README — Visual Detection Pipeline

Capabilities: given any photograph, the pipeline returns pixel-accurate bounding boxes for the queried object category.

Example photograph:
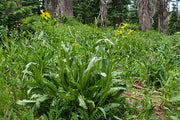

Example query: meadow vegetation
[0,14,180,119]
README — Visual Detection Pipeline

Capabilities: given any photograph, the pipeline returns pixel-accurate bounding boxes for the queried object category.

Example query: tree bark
[157,0,162,33]
[44,0,61,17]
[61,0,73,16]
[162,0,167,34]
[137,0,157,31]
[157,0,167,34]
[97,0,112,26]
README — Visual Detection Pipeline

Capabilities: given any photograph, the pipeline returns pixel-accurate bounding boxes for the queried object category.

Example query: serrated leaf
[31,94,43,99]
[17,100,36,106]
[78,95,87,109]
[35,95,48,108]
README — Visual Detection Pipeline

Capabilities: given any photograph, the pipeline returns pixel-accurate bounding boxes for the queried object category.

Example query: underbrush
[0,15,179,119]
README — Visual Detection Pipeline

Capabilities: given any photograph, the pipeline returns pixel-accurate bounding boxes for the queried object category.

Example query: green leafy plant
[17,32,126,119]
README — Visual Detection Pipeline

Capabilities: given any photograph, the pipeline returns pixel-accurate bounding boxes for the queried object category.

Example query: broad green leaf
[98,107,106,119]
[81,57,101,89]
[43,78,58,92]
[170,116,179,120]
[104,39,114,45]
[31,94,44,99]
[95,39,114,46]
[113,116,123,120]
[170,96,180,103]
[87,100,95,108]
[100,72,107,77]
[107,87,126,95]
[35,95,48,108]
[61,41,69,52]
[22,62,36,80]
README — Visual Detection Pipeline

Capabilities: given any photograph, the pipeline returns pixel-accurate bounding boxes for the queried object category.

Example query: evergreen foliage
[107,0,131,27]
[128,0,139,24]
[21,0,41,14]
[0,0,40,28]
[73,0,99,24]
[168,4,179,35]
[73,0,133,26]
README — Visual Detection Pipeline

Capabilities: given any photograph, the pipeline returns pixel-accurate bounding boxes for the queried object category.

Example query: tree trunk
[61,0,73,16]
[157,0,162,33]
[158,15,161,32]
[157,0,167,34]
[115,0,121,26]
[97,0,112,26]
[137,0,157,31]
[44,0,60,17]
[162,0,167,34]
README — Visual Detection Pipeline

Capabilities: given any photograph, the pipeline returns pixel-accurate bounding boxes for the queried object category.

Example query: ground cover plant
[0,14,180,120]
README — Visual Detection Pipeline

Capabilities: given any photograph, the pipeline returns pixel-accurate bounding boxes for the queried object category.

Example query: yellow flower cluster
[73,43,78,47]
[114,23,135,38]
[121,23,128,29]
[40,11,51,20]
[115,30,123,36]
[128,30,134,35]
[56,24,59,27]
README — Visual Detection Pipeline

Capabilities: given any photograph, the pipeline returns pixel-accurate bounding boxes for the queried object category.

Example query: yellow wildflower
[128,30,134,35]
[143,34,145,36]
[122,35,125,38]
[73,43,78,47]
[115,33,118,36]
[121,23,128,29]
[56,24,59,27]
[115,30,123,36]
[41,11,51,20]
[78,55,81,58]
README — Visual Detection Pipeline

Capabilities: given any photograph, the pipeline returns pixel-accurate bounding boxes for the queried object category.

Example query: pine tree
[107,0,131,28]
[168,4,178,35]
[73,0,99,24]
[0,0,39,27]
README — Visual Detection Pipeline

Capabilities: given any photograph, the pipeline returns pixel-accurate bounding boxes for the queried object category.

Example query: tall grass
[0,16,179,119]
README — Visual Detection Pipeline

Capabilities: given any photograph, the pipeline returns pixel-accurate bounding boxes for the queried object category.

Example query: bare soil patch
[122,82,165,120]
